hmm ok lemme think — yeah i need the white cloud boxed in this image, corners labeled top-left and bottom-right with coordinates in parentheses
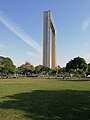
top-left (82, 17), bottom-right (90, 31)
top-left (0, 10), bottom-right (41, 53)
top-left (26, 51), bottom-right (38, 57)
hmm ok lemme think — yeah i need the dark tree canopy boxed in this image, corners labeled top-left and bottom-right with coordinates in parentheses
top-left (17, 62), bottom-right (35, 75)
top-left (35, 65), bottom-right (50, 74)
top-left (88, 63), bottom-right (90, 73)
top-left (66, 56), bottom-right (88, 72)
top-left (0, 56), bottom-right (16, 74)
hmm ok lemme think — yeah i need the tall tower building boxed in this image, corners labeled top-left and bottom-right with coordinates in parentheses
top-left (43, 11), bottom-right (56, 68)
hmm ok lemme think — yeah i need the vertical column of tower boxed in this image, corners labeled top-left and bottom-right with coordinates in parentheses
top-left (43, 11), bottom-right (50, 67)
top-left (47, 11), bottom-right (50, 67)
top-left (43, 12), bottom-right (46, 66)
top-left (52, 30), bottom-right (56, 68)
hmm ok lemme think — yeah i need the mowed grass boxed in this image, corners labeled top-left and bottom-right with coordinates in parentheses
top-left (0, 77), bottom-right (90, 120)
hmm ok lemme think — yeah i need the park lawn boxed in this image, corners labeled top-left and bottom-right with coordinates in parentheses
top-left (0, 77), bottom-right (90, 120)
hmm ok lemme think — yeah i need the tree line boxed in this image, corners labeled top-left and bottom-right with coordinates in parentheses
top-left (0, 56), bottom-right (90, 78)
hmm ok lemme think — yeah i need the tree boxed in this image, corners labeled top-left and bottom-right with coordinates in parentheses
top-left (58, 67), bottom-right (66, 74)
top-left (66, 56), bottom-right (88, 74)
top-left (35, 65), bottom-right (50, 74)
top-left (88, 63), bottom-right (90, 72)
top-left (17, 62), bottom-right (35, 76)
top-left (0, 57), bottom-right (4, 72)
top-left (86, 63), bottom-right (90, 76)
top-left (0, 56), bottom-right (16, 75)
top-left (50, 68), bottom-right (56, 76)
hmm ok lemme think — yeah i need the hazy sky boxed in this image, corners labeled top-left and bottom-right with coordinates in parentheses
top-left (0, 0), bottom-right (90, 67)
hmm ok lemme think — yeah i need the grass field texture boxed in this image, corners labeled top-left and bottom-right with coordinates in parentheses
top-left (0, 77), bottom-right (90, 120)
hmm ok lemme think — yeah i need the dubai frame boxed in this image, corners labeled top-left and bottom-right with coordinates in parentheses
top-left (43, 11), bottom-right (56, 68)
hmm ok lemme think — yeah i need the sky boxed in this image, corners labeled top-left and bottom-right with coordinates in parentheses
top-left (0, 0), bottom-right (90, 67)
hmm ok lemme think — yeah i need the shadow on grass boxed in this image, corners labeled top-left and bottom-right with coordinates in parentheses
top-left (62, 79), bottom-right (90, 82)
top-left (0, 90), bottom-right (90, 120)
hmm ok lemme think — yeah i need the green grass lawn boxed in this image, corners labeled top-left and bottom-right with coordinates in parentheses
top-left (0, 77), bottom-right (90, 120)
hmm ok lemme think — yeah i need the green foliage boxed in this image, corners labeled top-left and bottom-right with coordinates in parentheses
top-left (0, 56), bottom-right (16, 74)
top-left (17, 62), bottom-right (35, 75)
top-left (58, 67), bottom-right (66, 74)
top-left (66, 56), bottom-right (88, 73)
top-left (50, 68), bottom-right (56, 75)
top-left (35, 65), bottom-right (50, 74)
top-left (88, 63), bottom-right (90, 73)
top-left (0, 57), bottom-right (4, 72)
